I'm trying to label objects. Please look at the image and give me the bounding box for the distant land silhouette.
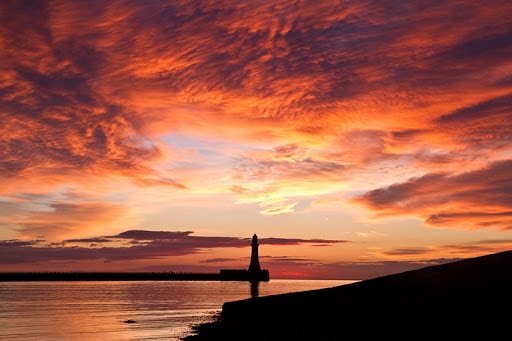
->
[0,234,269,283]
[187,250,512,340]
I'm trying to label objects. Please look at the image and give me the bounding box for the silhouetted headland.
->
[0,234,269,282]
[187,251,512,340]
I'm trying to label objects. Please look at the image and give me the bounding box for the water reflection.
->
[250,281,259,298]
[0,280,356,340]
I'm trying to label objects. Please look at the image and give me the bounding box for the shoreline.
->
[186,251,512,340]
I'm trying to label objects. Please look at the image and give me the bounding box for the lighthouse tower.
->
[219,234,269,281]
[248,234,261,272]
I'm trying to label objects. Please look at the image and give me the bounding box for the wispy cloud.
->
[0,195,127,240]
[354,160,512,230]
[377,239,512,260]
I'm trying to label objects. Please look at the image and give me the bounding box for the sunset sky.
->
[1,0,512,279]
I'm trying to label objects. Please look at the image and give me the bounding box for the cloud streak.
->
[0,195,127,240]
[0,229,347,265]
[355,160,512,229]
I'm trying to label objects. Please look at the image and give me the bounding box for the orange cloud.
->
[1,0,512,246]
[0,196,126,240]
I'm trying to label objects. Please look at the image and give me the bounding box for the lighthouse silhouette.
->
[247,234,269,281]
[248,234,261,272]
[219,234,269,281]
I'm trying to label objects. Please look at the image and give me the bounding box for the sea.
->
[0,279,355,340]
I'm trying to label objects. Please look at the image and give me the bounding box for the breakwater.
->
[0,269,270,282]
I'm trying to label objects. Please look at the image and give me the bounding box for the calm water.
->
[0,280,354,340]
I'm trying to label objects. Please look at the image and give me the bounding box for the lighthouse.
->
[219,234,269,281]
[248,234,261,272]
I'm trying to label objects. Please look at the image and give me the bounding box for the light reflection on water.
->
[0,279,355,340]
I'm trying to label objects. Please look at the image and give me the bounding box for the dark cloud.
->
[321,259,461,280]
[391,129,429,140]
[132,178,188,189]
[111,230,347,247]
[437,94,512,124]
[495,75,512,87]
[64,237,112,243]
[199,258,238,264]
[435,94,512,150]
[382,248,432,256]
[380,240,512,259]
[259,237,347,246]
[442,27,512,64]
[355,159,512,229]
[0,229,347,265]
[426,211,512,228]
[113,230,194,240]
[0,239,41,247]
[474,239,512,245]
[260,255,318,263]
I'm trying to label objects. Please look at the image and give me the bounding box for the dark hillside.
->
[188,251,512,340]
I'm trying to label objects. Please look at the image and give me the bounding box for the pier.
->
[0,234,270,282]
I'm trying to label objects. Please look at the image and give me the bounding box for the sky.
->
[1,0,512,279]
